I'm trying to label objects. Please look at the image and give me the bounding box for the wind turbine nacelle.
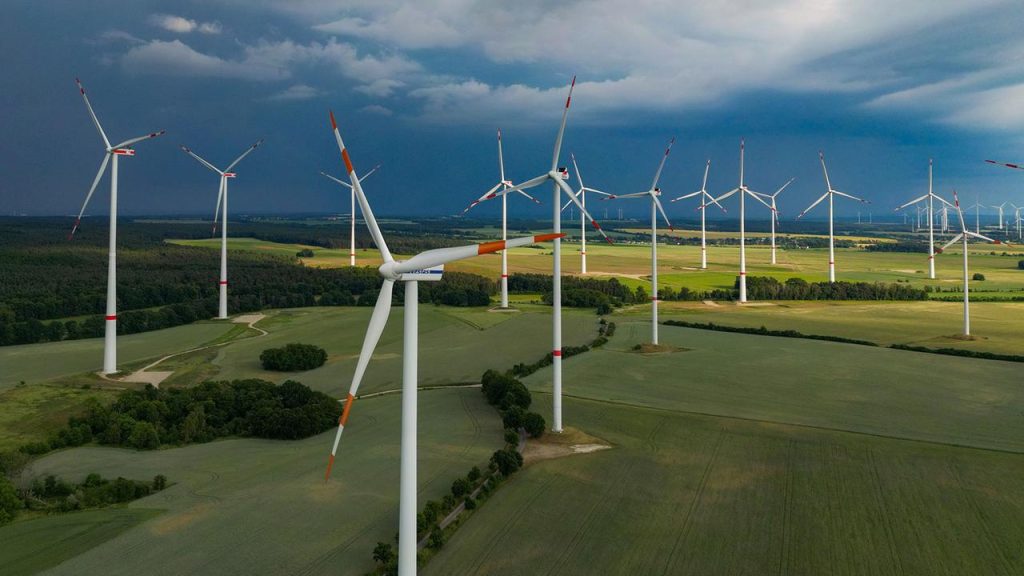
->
[558,167,569,180]
[112,148,135,156]
[502,180,513,187]
[224,173,237,178]
[399,265,444,282]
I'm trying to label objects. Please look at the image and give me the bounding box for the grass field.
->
[425,320,1024,575]
[3,388,501,576]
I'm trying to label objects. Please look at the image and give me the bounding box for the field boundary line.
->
[548,392,1024,456]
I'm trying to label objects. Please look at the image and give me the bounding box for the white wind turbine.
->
[1011,204,1022,240]
[69,78,165,375]
[936,191,1001,336]
[671,160,726,269]
[481,75,610,432]
[797,152,868,283]
[709,140,775,303]
[181,140,263,319]
[323,111,563,576]
[461,129,541,308]
[895,160,952,279]
[320,164,381,267]
[560,153,612,275]
[752,178,795,265]
[598,138,677,344]
[992,202,1007,231]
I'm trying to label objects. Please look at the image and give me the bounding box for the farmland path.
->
[112,313,268,387]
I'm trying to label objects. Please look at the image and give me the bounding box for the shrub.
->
[972,273,985,281]
[523,412,546,438]
[490,447,523,476]
[464,496,477,510]
[296,248,315,257]
[501,406,525,430]
[451,477,471,498]
[260,343,327,371]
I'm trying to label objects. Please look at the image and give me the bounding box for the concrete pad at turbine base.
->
[121,371,173,386]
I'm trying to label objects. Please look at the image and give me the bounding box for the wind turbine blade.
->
[493,173,549,197]
[653,194,673,231]
[747,190,774,211]
[330,110,392,262]
[551,76,576,172]
[952,191,967,232]
[701,159,711,192]
[896,193,929,211]
[75,78,110,149]
[985,159,1024,170]
[557,178,611,242]
[704,192,727,213]
[797,191,830,219]
[601,191,649,200]
[650,137,676,190]
[113,131,166,150]
[357,164,381,183]
[818,151,833,192]
[561,190,582,213]
[212,177,225,236]
[966,231,999,243]
[320,171,352,189]
[671,190,703,202]
[463,182,504,214]
[224,139,264,172]
[832,190,868,203]
[393,233,565,274]
[69,154,110,239]
[325,278,395,481]
[517,189,542,205]
[773,177,796,198]
[712,188,740,204]
[939,234,963,253]
[571,152,585,190]
[181,145,223,175]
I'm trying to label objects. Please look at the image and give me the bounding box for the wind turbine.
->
[709,140,775,302]
[598,138,676,344]
[753,178,795,265]
[1011,204,1022,240]
[797,152,868,283]
[461,129,541,308]
[966,197,985,234]
[479,75,610,432]
[992,202,1007,231]
[181,140,263,319]
[320,164,381,266]
[671,160,725,269]
[69,78,165,375]
[323,111,562,576]
[936,191,1001,336]
[895,159,951,279]
[560,153,612,274]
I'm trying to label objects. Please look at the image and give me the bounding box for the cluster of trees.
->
[0,467,166,525]
[481,370,547,438]
[867,241,928,253]
[0,219,499,347]
[624,232,856,250]
[662,320,878,347]
[890,344,1024,363]
[511,273,636,305]
[260,343,328,371]
[510,320,615,378]
[741,276,928,301]
[20,379,337,455]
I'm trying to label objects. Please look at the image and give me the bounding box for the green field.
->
[5,388,500,576]
[426,320,1024,575]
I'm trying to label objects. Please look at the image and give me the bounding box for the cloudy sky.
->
[2,0,1023,220]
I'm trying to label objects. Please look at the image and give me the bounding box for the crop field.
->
[649,299,1024,355]
[170,236,1024,298]
[2,388,502,576]
[427,320,1024,575]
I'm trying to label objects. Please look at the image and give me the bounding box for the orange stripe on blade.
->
[341,149,355,174]
[478,240,506,255]
[339,394,355,426]
[325,454,335,481]
[533,233,564,243]
[329,110,337,129]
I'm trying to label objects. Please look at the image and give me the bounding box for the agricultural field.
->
[3,388,502,576]
[427,320,1024,575]
[170,235,1024,298]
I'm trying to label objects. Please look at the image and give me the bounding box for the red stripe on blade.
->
[341,149,355,174]
[339,394,355,426]
[329,110,337,130]
[533,233,564,243]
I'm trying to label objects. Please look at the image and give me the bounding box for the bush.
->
[296,248,315,257]
[490,447,523,476]
[260,343,327,371]
[523,412,546,438]
[1018,260,1024,270]
[464,496,477,510]
[501,406,525,430]
[0,475,23,525]
[972,273,985,281]
[451,477,471,498]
